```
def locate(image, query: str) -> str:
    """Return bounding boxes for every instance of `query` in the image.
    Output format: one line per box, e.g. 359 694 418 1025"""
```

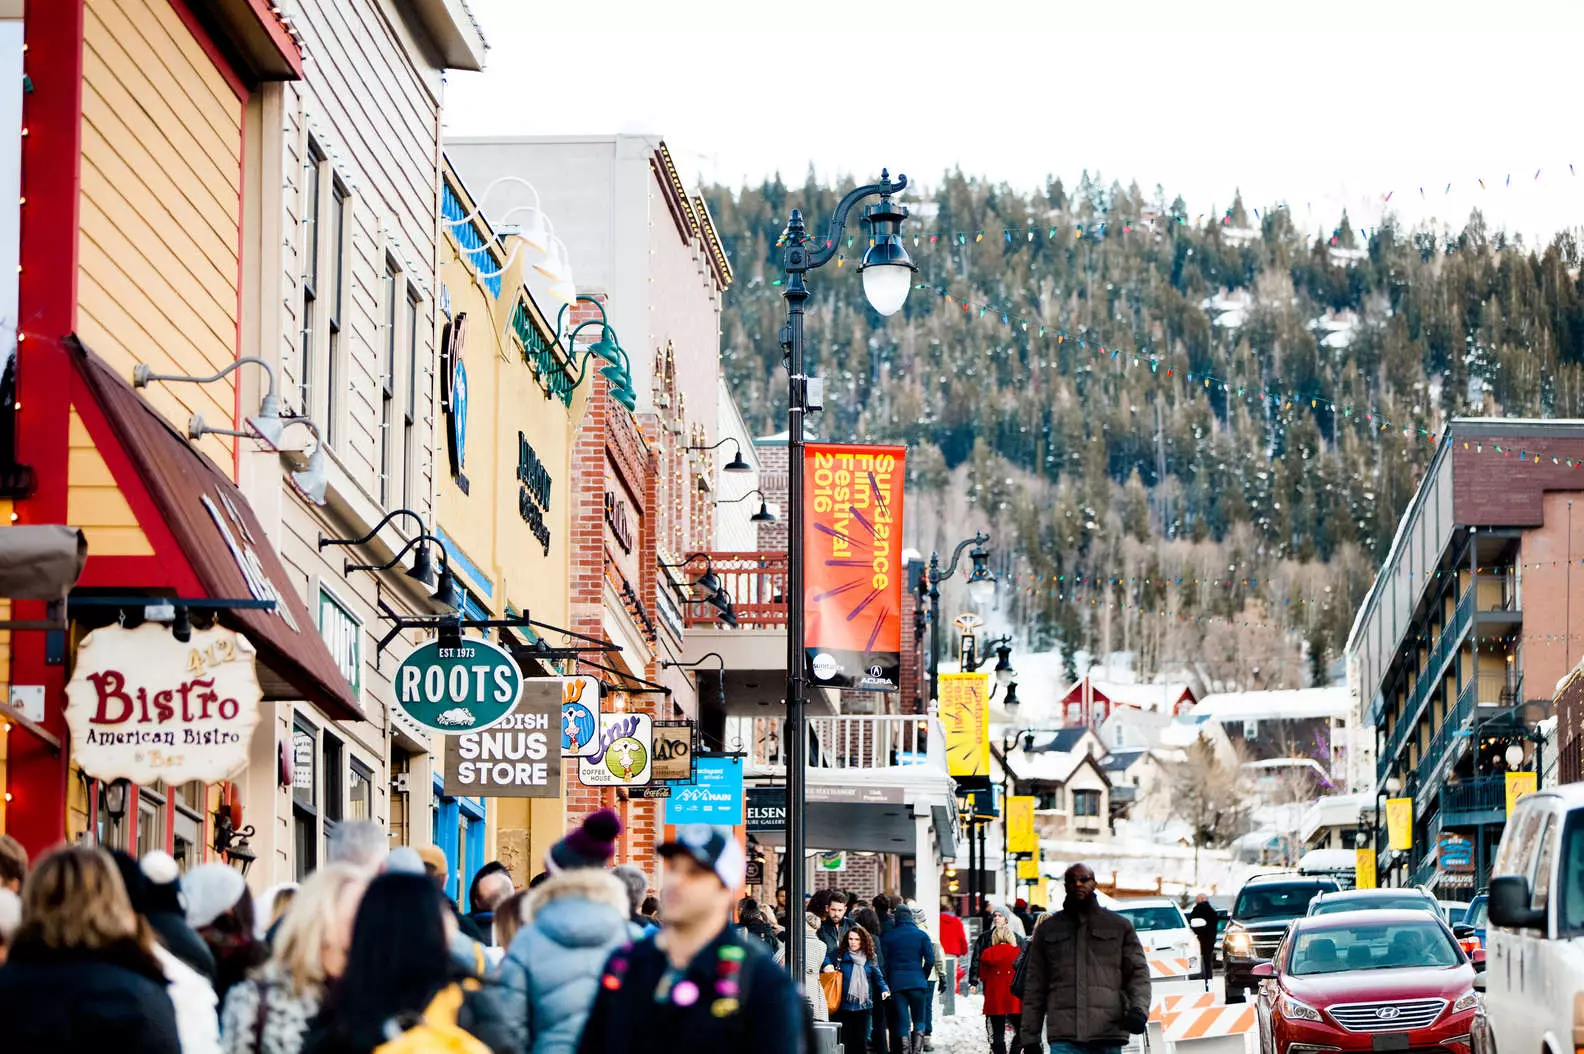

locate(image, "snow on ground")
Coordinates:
932 991 991 1054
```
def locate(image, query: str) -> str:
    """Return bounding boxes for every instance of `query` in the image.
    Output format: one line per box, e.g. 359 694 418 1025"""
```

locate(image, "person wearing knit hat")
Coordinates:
494 809 640 1054
184 863 265 1002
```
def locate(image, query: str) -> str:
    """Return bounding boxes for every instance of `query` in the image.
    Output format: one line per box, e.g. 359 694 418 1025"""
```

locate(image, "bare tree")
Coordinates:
1167 733 1255 885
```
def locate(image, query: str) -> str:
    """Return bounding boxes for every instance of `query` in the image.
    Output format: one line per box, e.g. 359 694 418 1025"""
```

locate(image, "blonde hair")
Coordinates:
270 863 367 994
17 846 140 951
990 921 1017 947
493 889 528 949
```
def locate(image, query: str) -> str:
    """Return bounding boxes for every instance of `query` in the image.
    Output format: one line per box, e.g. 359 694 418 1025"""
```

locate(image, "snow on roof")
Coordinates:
1012 748 1086 784
1188 687 1350 723
1086 680 1192 712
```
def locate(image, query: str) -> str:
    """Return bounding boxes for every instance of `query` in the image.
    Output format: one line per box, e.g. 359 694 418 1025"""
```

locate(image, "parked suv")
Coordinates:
1482 783 1584 1054
1223 873 1341 1002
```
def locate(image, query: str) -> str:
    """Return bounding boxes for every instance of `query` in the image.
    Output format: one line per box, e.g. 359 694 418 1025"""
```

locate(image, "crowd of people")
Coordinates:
0 825 1157 1054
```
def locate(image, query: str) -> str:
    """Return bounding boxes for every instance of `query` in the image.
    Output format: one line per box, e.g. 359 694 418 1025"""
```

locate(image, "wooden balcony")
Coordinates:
682 550 788 628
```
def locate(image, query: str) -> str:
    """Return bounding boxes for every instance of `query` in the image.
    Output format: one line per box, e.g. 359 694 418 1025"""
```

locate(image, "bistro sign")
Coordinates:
64 624 262 784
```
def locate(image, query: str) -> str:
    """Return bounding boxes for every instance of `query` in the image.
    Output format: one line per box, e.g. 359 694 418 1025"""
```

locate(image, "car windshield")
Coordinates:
1465 899 1487 927
1561 812 1584 938
1288 921 1462 975
1118 906 1186 932
1234 883 1332 920
1311 895 1435 915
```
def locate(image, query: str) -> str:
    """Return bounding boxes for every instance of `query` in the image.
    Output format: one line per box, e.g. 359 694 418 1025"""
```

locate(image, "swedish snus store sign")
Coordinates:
396 637 523 735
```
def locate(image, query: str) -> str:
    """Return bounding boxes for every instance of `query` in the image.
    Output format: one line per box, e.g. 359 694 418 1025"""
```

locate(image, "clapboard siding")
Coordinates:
66 407 153 556
78 0 242 467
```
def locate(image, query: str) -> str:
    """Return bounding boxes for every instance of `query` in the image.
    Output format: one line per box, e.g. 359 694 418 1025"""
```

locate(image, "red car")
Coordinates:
1253 909 1488 1054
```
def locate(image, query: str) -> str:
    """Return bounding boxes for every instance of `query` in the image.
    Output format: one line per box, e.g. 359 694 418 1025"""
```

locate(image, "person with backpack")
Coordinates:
976 919 1022 1054
735 897 782 959
879 905 936 1054
301 873 509 1054
574 825 808 1054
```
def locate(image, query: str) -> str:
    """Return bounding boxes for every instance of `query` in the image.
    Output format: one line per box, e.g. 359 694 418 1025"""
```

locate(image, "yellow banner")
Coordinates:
1385 797 1414 851
1007 795 1037 855
1505 771 1537 814
941 672 991 777
1017 857 1042 881
1355 847 1377 890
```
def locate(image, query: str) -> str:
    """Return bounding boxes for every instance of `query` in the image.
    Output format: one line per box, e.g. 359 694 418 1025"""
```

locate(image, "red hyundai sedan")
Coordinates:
1253 909 1488 1054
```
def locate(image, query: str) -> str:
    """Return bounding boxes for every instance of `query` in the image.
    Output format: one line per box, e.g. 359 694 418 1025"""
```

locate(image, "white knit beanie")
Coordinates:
183 863 247 929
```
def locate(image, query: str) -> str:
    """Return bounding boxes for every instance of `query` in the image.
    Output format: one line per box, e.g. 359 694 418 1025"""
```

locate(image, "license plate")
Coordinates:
1372 1034 1410 1051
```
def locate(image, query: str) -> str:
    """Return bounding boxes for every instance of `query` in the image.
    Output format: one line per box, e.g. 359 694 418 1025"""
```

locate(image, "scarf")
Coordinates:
844 950 871 1008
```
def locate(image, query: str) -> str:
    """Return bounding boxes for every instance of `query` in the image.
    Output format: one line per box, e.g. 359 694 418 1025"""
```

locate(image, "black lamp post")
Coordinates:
780 170 917 980
920 534 994 709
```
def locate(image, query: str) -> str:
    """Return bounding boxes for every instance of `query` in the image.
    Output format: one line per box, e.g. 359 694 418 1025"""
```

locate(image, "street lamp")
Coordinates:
965 542 997 609
1504 742 1525 769
780 169 916 980
714 488 778 523
921 533 993 709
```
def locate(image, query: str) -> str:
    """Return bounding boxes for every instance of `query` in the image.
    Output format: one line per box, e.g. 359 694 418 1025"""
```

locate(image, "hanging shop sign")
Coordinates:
941 672 991 778
560 676 601 757
440 311 469 487
1385 796 1414 851
664 756 745 825
817 851 847 872
64 624 263 784
802 442 906 692
1505 770 1537 814
1007 795 1038 855
651 720 695 782
442 678 562 796
516 432 552 555
1355 847 1377 890
1017 858 1042 882
578 712 654 787
1435 832 1475 873
747 786 788 831
394 636 523 735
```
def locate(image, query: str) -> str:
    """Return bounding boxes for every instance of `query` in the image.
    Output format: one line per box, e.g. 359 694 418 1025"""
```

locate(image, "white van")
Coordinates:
1482 782 1584 1054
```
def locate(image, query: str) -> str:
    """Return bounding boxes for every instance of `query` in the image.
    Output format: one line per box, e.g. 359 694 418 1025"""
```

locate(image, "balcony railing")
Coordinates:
1440 775 1506 819
1379 588 1475 780
726 714 944 775
1414 677 1478 793
682 551 788 628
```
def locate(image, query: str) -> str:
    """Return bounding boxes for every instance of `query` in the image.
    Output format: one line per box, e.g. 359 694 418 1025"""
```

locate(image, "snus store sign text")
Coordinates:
395 636 523 735
64 624 263 784
803 443 907 691
443 679 563 796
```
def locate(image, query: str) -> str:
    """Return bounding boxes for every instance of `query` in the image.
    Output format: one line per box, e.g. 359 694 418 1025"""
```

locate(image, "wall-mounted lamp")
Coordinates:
344 532 458 610
714 488 778 523
190 413 327 506
100 777 131 823
687 437 752 474
447 176 554 270
554 296 638 411
212 786 256 876
661 553 737 628
134 356 280 439
661 652 728 712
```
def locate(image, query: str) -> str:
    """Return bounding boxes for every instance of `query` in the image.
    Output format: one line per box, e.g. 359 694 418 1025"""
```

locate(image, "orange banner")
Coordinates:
803 443 906 691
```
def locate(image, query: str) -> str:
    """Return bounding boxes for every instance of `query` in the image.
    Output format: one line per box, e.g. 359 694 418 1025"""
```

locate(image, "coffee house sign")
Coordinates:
64 623 263 784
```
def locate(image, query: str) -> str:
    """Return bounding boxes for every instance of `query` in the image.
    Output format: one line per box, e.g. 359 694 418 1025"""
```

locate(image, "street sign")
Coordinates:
394 636 522 735
665 756 745 825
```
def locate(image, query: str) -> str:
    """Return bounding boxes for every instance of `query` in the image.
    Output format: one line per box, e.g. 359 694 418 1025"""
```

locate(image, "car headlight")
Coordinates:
1226 930 1254 957
1281 996 1323 1022
1452 991 1480 1013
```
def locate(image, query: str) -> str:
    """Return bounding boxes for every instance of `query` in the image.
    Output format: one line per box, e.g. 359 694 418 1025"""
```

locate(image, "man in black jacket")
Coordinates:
577 825 809 1054
816 891 854 957
1188 894 1219 980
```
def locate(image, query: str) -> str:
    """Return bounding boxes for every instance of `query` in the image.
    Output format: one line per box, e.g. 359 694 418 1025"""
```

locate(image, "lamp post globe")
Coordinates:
1504 742 1525 768
858 187 917 316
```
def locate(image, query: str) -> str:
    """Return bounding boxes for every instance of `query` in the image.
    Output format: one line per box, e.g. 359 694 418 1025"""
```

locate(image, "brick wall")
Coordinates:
757 443 789 551
813 853 884 902
902 558 924 714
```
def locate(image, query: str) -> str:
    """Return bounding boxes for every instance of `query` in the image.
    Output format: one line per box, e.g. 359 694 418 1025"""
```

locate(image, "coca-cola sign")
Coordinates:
65 624 262 784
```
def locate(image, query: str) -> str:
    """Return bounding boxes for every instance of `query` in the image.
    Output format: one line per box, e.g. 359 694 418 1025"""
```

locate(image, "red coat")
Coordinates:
977 942 1023 1017
939 912 969 957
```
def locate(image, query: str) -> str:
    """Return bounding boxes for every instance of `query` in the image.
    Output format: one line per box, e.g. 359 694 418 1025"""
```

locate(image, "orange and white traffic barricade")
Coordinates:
1147 954 1209 1004
1147 956 1199 980
1153 1000 1258 1054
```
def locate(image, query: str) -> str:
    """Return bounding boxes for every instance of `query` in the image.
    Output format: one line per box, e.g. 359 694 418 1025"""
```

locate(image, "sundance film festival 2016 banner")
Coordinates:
803 443 906 692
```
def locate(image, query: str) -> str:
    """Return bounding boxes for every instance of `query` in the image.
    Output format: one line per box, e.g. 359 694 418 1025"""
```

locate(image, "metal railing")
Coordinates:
1440 775 1506 817
727 713 944 774
1414 679 1478 793
682 551 789 628
1379 589 1475 780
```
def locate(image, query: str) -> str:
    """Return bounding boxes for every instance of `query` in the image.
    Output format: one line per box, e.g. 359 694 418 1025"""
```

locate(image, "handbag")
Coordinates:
819 969 844 1014
1008 943 1030 1000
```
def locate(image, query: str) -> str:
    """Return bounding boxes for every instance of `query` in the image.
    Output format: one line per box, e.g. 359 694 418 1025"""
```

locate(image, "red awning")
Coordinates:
69 337 363 723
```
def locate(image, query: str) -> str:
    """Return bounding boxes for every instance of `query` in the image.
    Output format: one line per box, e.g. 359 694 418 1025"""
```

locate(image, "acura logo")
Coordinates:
1375 1007 1400 1020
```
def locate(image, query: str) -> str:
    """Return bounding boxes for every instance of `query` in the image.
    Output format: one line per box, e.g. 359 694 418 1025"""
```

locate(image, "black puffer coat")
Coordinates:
0 938 181 1054
1017 904 1150 1047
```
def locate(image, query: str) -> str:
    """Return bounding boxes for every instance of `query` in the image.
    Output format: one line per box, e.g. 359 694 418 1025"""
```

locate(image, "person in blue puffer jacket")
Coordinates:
880 904 937 1054
493 810 641 1054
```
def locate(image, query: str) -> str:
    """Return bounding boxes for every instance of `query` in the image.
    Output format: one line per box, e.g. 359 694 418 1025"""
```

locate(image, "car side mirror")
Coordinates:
1487 875 1545 929
1251 962 1275 979
1453 923 1475 938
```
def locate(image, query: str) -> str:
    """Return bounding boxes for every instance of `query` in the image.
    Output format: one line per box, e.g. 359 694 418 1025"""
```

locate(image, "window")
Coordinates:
403 289 420 509
301 141 324 416
292 719 318 882
1531 815 1557 912
1559 811 1584 938
1074 789 1102 817
349 762 372 822
380 258 400 505
138 786 166 856
322 733 345 830
171 781 205 872
1036 787 1064 810
325 182 347 445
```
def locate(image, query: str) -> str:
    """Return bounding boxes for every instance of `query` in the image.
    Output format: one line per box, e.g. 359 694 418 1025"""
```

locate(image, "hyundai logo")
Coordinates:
1375 1007 1401 1020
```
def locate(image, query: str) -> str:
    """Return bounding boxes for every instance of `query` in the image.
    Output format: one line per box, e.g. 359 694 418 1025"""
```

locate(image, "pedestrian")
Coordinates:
975 918 1021 1054
873 894 898 936
938 898 968 959
0 833 27 893
575 825 809 1054
186 862 268 1001
774 887 791 927
220 864 368 1054
737 896 783 959
1188 894 1218 980
493 891 528 951
816 891 854 956
801 910 829 1023
822 925 889 1054
495 808 636 1054
1017 864 1150 1054
256 884 298 946
0 845 181 1054
110 851 222 1054
133 850 218 981
969 906 1020 989
302 872 507 1054
325 820 389 875
0 888 18 965
612 865 658 937
852 905 890 1053
1012 899 1035 935
880 904 936 1054
468 866 516 947
638 895 660 925
415 845 483 944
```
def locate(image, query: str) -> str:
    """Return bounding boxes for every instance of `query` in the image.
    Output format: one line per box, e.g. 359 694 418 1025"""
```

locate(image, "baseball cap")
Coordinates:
414 845 449 876
658 825 746 889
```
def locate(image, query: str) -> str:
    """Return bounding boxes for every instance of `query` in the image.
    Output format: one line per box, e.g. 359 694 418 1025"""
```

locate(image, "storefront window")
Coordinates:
349 761 372 821
138 786 166 855
171 780 205 871
293 719 318 881
323 733 344 832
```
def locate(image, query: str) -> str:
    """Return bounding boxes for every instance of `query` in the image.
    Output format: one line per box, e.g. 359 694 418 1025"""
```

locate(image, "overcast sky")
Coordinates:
444 0 1584 243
